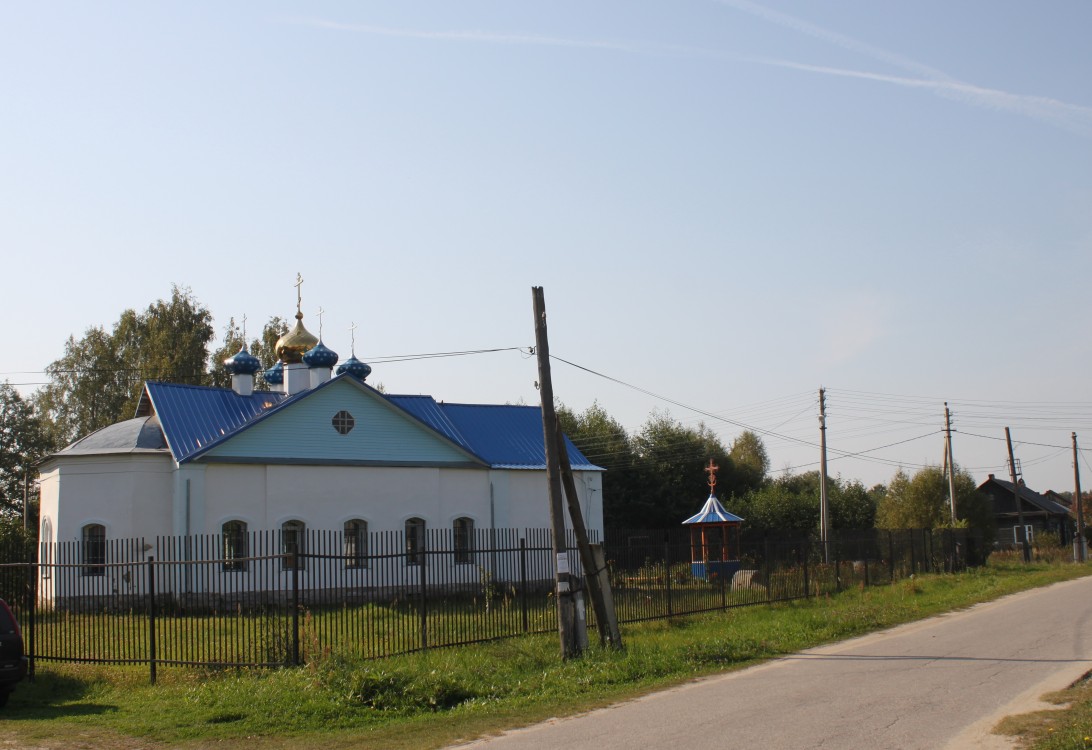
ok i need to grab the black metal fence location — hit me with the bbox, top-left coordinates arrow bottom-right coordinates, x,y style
0,526 -> 976,680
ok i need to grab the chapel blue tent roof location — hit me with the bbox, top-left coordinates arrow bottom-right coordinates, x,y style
136,376 -> 601,471
683,493 -> 744,525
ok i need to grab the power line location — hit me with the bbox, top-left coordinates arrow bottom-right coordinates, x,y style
551,355 -> 941,471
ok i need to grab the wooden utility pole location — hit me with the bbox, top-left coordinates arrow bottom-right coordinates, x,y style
556,419 -> 622,649
944,403 -> 957,524
1005,427 -> 1030,563
1074,432 -> 1085,563
818,387 -> 829,561
531,287 -> 580,658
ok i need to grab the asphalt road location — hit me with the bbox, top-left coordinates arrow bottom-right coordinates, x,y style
454,576 -> 1092,750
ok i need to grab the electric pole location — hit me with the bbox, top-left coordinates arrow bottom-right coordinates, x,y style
944,403 -> 957,524
1005,427 -> 1030,563
1074,432 -> 1085,563
555,418 -> 622,649
531,286 -> 580,658
819,387 -> 829,562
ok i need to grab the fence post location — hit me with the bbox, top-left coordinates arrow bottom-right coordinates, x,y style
519,537 -> 529,633
834,536 -> 841,592
25,554 -> 35,682
663,533 -> 673,617
802,539 -> 810,598
888,531 -> 895,582
147,556 -> 157,685
864,537 -> 873,589
910,531 -> 917,574
764,536 -> 771,603
719,554 -> 727,610
419,535 -> 428,652
291,561 -> 300,666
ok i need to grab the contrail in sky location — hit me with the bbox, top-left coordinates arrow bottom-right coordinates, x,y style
292,11 -> 1092,137
714,0 -> 1092,137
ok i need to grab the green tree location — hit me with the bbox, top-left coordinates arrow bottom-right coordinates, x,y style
0,382 -> 57,517
875,468 -> 947,529
831,479 -> 878,530
630,411 -> 730,528
876,465 -> 994,564
726,430 -> 769,497
732,471 -> 821,534
113,285 -> 214,414
875,466 -> 991,533
729,473 -> 875,534
36,286 -> 214,442
35,326 -> 129,445
0,515 -> 33,562
557,402 -> 640,527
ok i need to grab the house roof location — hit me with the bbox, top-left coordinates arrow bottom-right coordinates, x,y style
979,476 -> 1072,517
128,376 -> 601,471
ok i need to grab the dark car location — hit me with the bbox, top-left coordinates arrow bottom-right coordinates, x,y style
0,598 -> 27,707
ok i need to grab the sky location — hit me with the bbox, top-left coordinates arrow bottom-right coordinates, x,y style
3,1 -> 1091,495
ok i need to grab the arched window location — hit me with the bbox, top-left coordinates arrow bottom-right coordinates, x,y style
81,523 -> 105,577
453,517 -> 474,564
281,520 -> 306,571
40,517 -> 53,579
344,519 -> 368,569
222,520 -> 248,572
405,517 -> 426,566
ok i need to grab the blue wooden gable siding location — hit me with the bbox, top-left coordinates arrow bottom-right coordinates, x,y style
201,379 -> 482,466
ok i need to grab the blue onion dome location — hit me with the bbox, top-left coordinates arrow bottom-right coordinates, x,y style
262,360 -> 284,385
223,346 -> 262,376
337,356 -> 372,381
303,340 -> 339,369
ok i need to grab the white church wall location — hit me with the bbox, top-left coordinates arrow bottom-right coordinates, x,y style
40,452 -> 603,604
46,455 -> 173,543
501,470 -> 604,535
201,464 -> 511,535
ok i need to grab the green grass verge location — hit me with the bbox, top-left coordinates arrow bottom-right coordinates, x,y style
2,560 -> 1088,750
995,673 -> 1092,749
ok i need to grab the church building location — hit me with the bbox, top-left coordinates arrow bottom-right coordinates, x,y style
36,291 -> 604,593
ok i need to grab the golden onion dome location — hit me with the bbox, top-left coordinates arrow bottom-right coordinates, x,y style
275,312 -> 319,364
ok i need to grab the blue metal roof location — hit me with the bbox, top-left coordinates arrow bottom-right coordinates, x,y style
387,396 -> 476,454
142,382 -> 288,462
139,375 -> 601,471
683,494 -> 745,525
435,403 -> 600,470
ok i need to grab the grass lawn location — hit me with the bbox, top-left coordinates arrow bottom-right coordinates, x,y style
3,559 -> 1089,750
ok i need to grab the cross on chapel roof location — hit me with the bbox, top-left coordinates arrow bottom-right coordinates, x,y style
705,458 -> 719,491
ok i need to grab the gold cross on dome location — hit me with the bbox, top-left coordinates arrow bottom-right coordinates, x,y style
705,459 -> 719,490
294,273 -> 304,315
